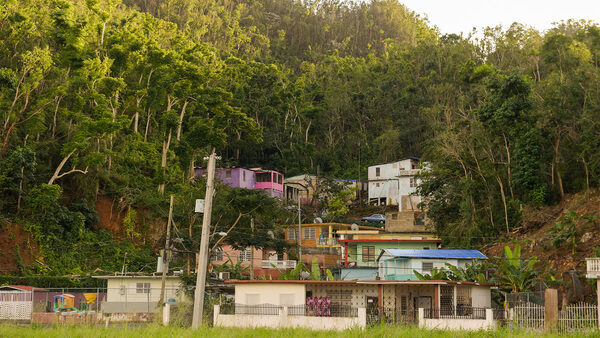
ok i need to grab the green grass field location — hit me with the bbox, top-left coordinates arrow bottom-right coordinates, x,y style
0,324 -> 599,338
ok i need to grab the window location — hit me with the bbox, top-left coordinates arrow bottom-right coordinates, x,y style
401,296 -> 407,314
211,248 -> 223,261
278,174 -> 283,184
375,167 -> 381,177
362,246 -> 375,262
256,172 -> 271,182
287,229 -> 298,240
391,213 -> 398,220
303,227 -> 316,240
242,171 -> 246,182
136,283 -> 150,294
375,183 -> 380,187
225,169 -> 232,178
239,248 -> 252,262
422,262 -> 433,273
410,177 -> 417,187
414,213 -> 425,226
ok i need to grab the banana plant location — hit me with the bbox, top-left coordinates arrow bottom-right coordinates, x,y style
493,244 -> 539,293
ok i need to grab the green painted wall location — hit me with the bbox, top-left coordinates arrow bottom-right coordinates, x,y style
347,242 -> 437,267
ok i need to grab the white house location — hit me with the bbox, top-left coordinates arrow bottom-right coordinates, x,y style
368,157 -> 426,210
93,275 -> 185,313
377,249 -> 487,281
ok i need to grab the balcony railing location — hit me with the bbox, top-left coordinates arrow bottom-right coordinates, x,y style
317,238 -> 339,246
586,258 -> 600,279
262,260 -> 297,269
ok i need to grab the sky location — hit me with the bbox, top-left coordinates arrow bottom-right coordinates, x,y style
378,0 -> 600,35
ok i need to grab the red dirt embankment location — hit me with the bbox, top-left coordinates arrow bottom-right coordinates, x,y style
483,189 -> 600,299
0,223 -> 36,273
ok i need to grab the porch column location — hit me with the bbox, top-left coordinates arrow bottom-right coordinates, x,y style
453,285 -> 457,312
344,242 -> 349,267
598,280 -> 600,328
434,285 -> 440,319
328,224 -> 333,245
378,284 -> 383,320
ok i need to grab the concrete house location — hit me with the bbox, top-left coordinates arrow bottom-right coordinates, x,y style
216,279 -> 495,329
377,249 -> 487,281
368,157 -> 425,210
210,245 -> 295,279
93,275 -> 184,313
336,215 -> 440,280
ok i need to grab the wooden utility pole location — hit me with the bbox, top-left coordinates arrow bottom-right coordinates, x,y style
298,193 -> 302,268
192,150 -> 217,328
250,217 -> 255,280
158,195 -> 174,307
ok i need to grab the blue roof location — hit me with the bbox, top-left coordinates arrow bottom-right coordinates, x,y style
382,249 -> 487,260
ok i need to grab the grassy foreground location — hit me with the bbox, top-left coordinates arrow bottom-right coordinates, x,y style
0,324 -> 599,337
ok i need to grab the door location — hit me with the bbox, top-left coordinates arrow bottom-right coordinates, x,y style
366,296 -> 379,325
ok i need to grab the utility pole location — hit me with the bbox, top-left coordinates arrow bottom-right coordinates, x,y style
192,149 -> 217,328
158,195 -> 174,307
298,193 -> 302,270
250,217 -> 254,280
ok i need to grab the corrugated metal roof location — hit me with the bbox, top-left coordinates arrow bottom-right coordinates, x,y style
383,249 -> 487,259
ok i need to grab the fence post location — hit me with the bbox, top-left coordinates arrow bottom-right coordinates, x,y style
597,280 -> 600,329
544,288 -> 558,333
418,308 -> 424,328
162,303 -> 170,326
280,306 -> 288,328
213,305 -> 220,327
485,308 -> 494,329
358,308 -> 366,329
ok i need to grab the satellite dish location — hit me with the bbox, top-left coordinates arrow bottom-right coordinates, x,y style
314,217 -> 323,223
351,223 -> 359,231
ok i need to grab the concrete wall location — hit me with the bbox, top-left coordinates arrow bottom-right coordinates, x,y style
235,283 -> 305,305
418,308 -> 496,330
214,305 -> 366,330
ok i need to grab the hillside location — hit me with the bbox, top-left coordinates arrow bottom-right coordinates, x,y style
483,189 -> 600,300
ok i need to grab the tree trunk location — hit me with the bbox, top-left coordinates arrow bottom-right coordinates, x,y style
496,176 -> 510,233
158,128 -> 172,194
554,133 -> 565,199
48,149 -> 89,185
176,100 -> 188,141
503,133 -> 514,199
144,109 -> 151,142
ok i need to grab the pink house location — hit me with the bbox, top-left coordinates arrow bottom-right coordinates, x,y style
254,170 -> 284,198
195,167 -> 284,199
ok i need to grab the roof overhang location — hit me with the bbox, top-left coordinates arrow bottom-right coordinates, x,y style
93,275 -> 182,279
225,279 -> 496,287
339,239 -> 441,243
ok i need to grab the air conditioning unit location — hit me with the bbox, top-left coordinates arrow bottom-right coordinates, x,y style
219,272 -> 230,280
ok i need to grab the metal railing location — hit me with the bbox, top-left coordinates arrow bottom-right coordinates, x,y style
261,260 -> 297,269
423,306 -> 487,319
317,238 -> 339,246
220,303 -> 358,318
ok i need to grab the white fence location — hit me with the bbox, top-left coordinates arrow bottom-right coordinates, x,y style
511,303 -> 545,331
558,302 -> 598,333
0,291 -> 33,320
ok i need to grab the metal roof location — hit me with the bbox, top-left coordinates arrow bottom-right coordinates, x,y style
382,249 -> 487,260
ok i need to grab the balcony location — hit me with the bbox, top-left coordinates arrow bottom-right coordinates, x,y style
317,238 -> 339,247
586,258 -> 600,279
262,260 -> 297,269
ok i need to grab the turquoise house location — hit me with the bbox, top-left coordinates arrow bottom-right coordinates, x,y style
377,249 -> 487,281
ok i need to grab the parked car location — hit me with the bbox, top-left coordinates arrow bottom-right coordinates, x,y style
361,214 -> 385,224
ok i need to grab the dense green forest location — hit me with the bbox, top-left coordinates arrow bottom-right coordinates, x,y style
1,0 -> 600,276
